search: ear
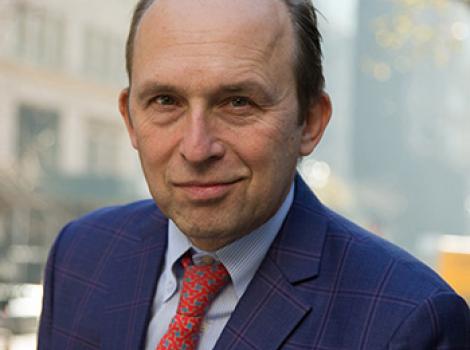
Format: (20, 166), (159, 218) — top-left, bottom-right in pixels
(299, 92), (332, 156)
(119, 88), (139, 150)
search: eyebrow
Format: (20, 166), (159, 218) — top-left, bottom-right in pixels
(218, 81), (270, 94)
(135, 82), (182, 104)
(134, 79), (274, 104)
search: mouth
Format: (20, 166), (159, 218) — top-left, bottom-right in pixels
(173, 179), (242, 202)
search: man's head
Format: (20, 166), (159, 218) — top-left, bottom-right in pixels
(119, 0), (331, 251)
(125, 0), (325, 123)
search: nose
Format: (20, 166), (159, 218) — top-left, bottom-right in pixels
(179, 109), (225, 164)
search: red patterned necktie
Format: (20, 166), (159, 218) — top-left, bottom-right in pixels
(156, 254), (230, 350)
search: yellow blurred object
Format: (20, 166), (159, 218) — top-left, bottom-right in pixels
(437, 235), (470, 301)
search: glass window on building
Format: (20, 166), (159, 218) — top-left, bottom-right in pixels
(0, 207), (8, 251)
(28, 210), (47, 247)
(42, 16), (64, 68)
(83, 26), (107, 79)
(82, 26), (126, 84)
(109, 36), (126, 84)
(86, 119), (121, 177)
(0, 205), (15, 282)
(17, 105), (60, 175)
(13, 3), (65, 68)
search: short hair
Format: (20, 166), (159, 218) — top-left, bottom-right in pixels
(125, 0), (325, 123)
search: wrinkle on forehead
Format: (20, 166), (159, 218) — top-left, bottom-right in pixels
(134, 0), (295, 68)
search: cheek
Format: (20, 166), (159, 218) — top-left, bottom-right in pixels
(225, 127), (272, 167)
(246, 120), (301, 158)
(225, 125), (298, 180)
(135, 125), (180, 171)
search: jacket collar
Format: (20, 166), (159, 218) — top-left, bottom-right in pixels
(269, 175), (328, 283)
(102, 204), (168, 350)
(214, 175), (329, 350)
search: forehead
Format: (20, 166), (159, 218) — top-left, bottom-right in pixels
(131, 0), (296, 83)
(139, 0), (291, 38)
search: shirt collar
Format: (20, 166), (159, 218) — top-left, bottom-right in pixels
(167, 182), (295, 299)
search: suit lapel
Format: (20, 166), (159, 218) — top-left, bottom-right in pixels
(215, 176), (328, 350)
(102, 206), (168, 350)
(214, 254), (311, 350)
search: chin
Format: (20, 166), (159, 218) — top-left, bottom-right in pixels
(179, 220), (233, 238)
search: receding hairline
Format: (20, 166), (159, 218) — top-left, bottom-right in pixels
(126, 0), (298, 84)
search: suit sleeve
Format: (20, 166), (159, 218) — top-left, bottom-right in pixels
(388, 291), (470, 349)
(37, 222), (72, 350)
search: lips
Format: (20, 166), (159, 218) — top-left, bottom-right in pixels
(173, 179), (242, 202)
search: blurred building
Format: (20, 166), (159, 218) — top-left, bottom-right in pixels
(351, 0), (470, 251)
(314, 0), (357, 184)
(305, 0), (470, 259)
(0, 0), (143, 284)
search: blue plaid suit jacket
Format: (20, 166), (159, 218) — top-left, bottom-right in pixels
(38, 176), (470, 349)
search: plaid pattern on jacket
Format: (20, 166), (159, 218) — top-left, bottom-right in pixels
(38, 176), (470, 349)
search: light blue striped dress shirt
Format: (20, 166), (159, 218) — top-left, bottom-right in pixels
(144, 183), (294, 350)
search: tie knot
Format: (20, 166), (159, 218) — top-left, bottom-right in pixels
(177, 255), (230, 317)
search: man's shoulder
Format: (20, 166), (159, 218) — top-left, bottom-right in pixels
(76, 199), (162, 227)
(283, 201), (469, 350)
(49, 200), (167, 262)
(321, 207), (455, 301)
(291, 177), (454, 300)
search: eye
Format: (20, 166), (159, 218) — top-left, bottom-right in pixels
(153, 95), (176, 106)
(229, 96), (251, 108)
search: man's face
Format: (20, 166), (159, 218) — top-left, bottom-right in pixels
(120, 0), (330, 250)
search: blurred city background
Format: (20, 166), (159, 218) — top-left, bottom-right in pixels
(0, 0), (469, 348)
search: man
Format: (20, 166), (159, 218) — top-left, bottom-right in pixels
(38, 0), (470, 349)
